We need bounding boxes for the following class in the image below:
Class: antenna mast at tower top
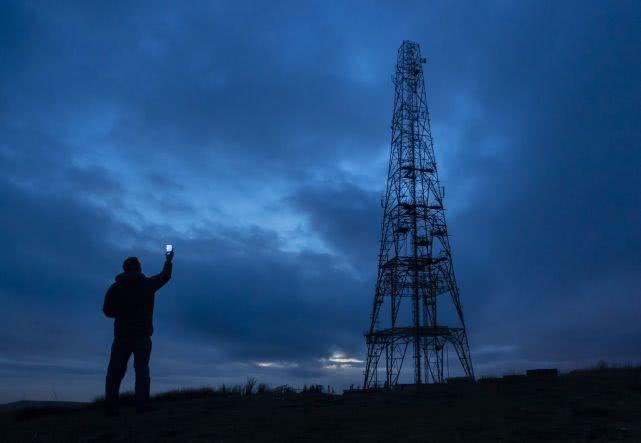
[363,41,474,388]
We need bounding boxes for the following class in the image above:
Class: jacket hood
[115,271,147,283]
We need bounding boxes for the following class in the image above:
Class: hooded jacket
[103,261,172,337]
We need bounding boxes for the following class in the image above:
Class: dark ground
[3,368,641,442]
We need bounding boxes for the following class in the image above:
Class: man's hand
[166,249,174,262]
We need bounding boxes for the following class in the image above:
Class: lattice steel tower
[363,41,474,388]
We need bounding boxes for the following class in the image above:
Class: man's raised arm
[149,251,173,291]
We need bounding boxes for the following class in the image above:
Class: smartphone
[166,244,173,253]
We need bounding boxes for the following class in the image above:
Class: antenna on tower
[363,41,474,388]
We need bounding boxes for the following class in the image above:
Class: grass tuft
[244,377,257,396]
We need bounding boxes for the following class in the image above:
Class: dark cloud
[288,181,381,269]
[1,0,640,401]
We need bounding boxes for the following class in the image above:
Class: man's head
[122,257,142,273]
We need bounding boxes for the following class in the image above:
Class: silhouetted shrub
[569,362,641,378]
[244,377,257,395]
[90,383,259,408]
[153,387,218,402]
[302,384,323,393]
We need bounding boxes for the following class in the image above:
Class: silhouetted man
[103,249,174,415]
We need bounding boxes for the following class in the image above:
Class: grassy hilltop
[3,366,641,442]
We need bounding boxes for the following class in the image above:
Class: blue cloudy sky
[1,0,640,402]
